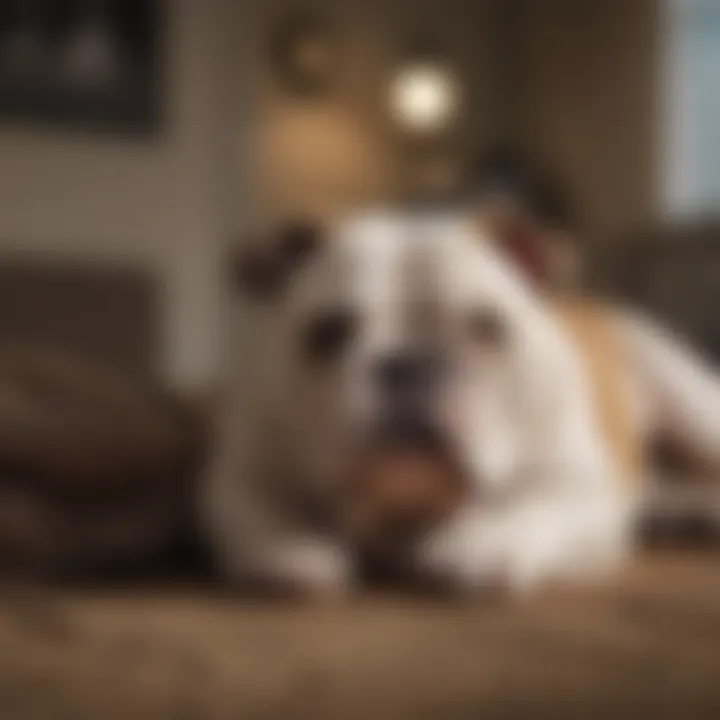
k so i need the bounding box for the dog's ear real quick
[229,220,323,299]
[474,202,554,286]
[469,150,575,287]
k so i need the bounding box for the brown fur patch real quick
[550,297,645,496]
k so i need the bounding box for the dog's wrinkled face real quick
[254,211,565,509]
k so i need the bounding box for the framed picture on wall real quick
[0,0,161,134]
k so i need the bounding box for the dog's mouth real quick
[342,420,468,545]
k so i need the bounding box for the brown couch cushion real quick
[0,345,205,575]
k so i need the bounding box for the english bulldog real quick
[203,210,720,595]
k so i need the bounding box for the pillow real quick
[0,345,206,576]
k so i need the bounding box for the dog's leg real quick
[417,486,630,594]
[616,309,720,466]
[204,464,353,594]
[202,397,353,595]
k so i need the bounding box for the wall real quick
[506,0,661,237]
[245,0,496,221]
[0,0,236,392]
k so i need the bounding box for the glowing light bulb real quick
[389,61,460,134]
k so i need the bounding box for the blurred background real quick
[0,0,716,394]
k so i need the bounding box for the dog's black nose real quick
[375,351,439,397]
[374,351,443,430]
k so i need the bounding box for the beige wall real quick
[508,0,661,237]
[247,0,496,221]
[0,0,240,392]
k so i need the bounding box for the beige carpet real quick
[2,551,720,719]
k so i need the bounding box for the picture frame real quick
[0,0,161,134]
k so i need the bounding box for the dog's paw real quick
[415,510,544,596]
[242,538,355,598]
[416,499,627,596]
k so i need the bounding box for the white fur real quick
[204,211,716,595]
[614,309,720,467]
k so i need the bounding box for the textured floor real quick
[2,551,720,719]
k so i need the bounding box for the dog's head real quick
[232,210,572,538]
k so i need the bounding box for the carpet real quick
[2,551,720,719]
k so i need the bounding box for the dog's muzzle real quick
[344,392,467,548]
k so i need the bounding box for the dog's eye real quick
[303,310,357,363]
[468,308,507,347]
